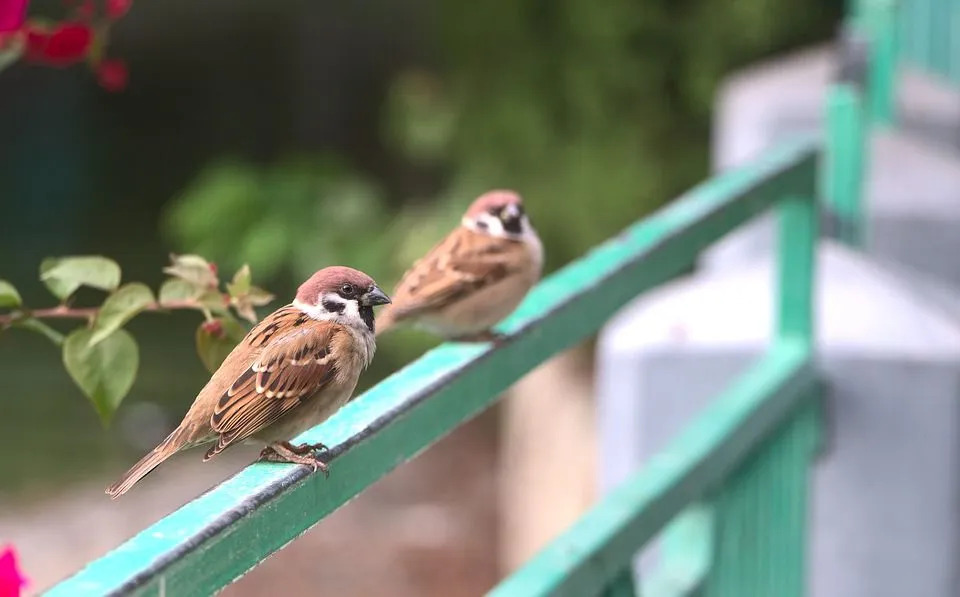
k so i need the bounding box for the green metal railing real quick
[827,0,954,249]
[491,140,820,597]
[46,138,820,597]
[897,0,960,84]
[850,0,960,127]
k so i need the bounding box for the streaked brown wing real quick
[390,227,522,320]
[204,315,341,459]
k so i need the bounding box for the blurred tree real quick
[165,0,839,283]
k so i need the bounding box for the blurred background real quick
[0,0,842,594]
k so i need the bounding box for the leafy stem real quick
[0,299,201,327]
[0,254,274,426]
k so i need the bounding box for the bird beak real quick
[502,203,521,220]
[361,285,391,306]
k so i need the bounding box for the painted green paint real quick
[46,139,818,597]
[777,193,817,344]
[641,505,714,596]
[897,0,960,85]
[599,569,638,597]
[823,84,866,248]
[487,341,817,597]
[854,0,899,124]
[700,399,820,597]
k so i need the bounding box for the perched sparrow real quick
[105,266,391,499]
[377,190,543,342]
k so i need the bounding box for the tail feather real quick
[105,428,185,499]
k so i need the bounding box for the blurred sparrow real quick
[377,189,543,342]
[106,266,391,499]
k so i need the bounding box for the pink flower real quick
[0,545,28,597]
[105,0,131,19]
[24,21,93,66]
[0,0,28,33]
[201,319,225,339]
[96,58,128,92]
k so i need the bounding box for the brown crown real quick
[464,189,523,219]
[296,266,377,304]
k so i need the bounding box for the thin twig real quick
[0,299,205,326]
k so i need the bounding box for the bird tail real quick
[105,428,186,499]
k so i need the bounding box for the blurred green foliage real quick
[162,0,839,372]
[165,0,838,284]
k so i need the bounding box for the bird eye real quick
[340,283,356,296]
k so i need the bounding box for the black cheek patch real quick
[502,216,523,234]
[322,298,346,314]
[360,306,375,332]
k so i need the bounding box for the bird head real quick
[462,190,536,241]
[294,266,391,332]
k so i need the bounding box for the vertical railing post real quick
[823,86,867,248]
[694,164,820,597]
[855,0,900,125]
[775,192,817,347]
[824,24,869,248]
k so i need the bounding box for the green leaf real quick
[89,283,156,347]
[0,279,22,308]
[0,35,23,75]
[232,285,274,323]
[246,286,274,306]
[13,318,65,346]
[227,264,251,298]
[195,317,247,373]
[197,289,230,315]
[40,256,121,301]
[63,328,139,426]
[163,254,218,290]
[158,278,199,305]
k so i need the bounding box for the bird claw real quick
[258,443,330,478]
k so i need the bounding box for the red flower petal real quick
[96,58,128,92]
[0,0,28,33]
[201,320,224,339]
[106,0,131,19]
[76,0,93,19]
[23,22,93,66]
[0,545,28,597]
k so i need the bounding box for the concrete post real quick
[597,242,960,597]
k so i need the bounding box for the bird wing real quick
[388,227,526,320]
[204,308,343,459]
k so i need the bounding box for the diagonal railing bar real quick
[45,138,818,597]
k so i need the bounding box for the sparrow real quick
[105,266,391,499]
[376,189,543,342]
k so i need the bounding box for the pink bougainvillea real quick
[96,58,127,91]
[105,0,130,19]
[23,21,93,66]
[0,0,135,92]
[0,545,28,597]
[0,0,28,33]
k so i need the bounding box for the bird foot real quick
[280,440,329,455]
[259,441,329,478]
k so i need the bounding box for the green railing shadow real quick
[45,138,820,597]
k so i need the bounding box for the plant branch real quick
[0,299,205,326]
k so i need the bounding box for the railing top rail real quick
[46,138,818,597]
